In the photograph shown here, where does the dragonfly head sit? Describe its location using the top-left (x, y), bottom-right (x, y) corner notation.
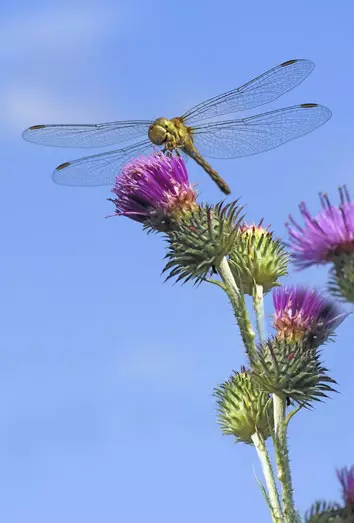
top-left (148, 117), bottom-right (173, 145)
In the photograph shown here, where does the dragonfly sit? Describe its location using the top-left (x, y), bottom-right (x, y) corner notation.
top-left (22, 59), bottom-right (331, 195)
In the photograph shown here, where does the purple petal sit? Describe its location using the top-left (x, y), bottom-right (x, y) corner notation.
top-left (287, 187), bottom-right (354, 269)
top-left (337, 466), bottom-right (354, 505)
top-left (273, 286), bottom-right (346, 339)
top-left (110, 153), bottom-right (196, 225)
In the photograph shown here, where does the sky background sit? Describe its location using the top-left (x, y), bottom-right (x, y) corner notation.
top-left (1, 0), bottom-right (354, 521)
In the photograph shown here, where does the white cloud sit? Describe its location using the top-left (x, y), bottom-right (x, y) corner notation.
top-left (1, 85), bottom-right (109, 132)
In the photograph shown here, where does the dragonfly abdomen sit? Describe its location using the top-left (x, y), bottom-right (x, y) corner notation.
top-left (185, 146), bottom-right (231, 195)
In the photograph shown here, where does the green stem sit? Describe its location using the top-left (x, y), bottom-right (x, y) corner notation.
top-left (253, 284), bottom-right (267, 344)
top-left (216, 257), bottom-right (256, 357)
top-left (273, 394), bottom-right (296, 523)
top-left (251, 432), bottom-right (283, 523)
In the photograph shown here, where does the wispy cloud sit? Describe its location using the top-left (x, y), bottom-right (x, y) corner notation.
top-left (0, 3), bottom-right (122, 134)
top-left (1, 85), bottom-right (109, 132)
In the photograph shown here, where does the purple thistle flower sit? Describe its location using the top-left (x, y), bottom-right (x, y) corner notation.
top-left (110, 152), bottom-right (197, 231)
top-left (273, 286), bottom-right (345, 345)
top-left (337, 466), bottom-right (354, 506)
top-left (287, 186), bottom-right (354, 269)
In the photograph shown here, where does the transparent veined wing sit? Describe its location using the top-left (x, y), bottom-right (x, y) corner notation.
top-left (52, 140), bottom-right (155, 186)
top-left (22, 120), bottom-right (152, 148)
top-left (182, 59), bottom-right (315, 125)
top-left (191, 104), bottom-right (331, 159)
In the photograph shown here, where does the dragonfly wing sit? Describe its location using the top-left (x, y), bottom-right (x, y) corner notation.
top-left (52, 140), bottom-right (154, 186)
top-left (191, 104), bottom-right (331, 159)
top-left (22, 120), bottom-right (151, 148)
top-left (182, 59), bottom-right (315, 125)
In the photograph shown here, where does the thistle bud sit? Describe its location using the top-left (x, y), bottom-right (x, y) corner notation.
top-left (214, 367), bottom-right (273, 444)
top-left (250, 338), bottom-right (336, 406)
top-left (229, 221), bottom-right (288, 295)
top-left (163, 201), bottom-right (244, 285)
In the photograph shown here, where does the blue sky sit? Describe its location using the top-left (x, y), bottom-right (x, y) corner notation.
top-left (1, 0), bottom-right (354, 521)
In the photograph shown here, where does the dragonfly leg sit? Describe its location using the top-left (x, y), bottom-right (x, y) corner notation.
top-left (162, 146), bottom-right (179, 157)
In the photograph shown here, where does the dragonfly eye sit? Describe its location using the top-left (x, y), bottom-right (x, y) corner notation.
top-left (148, 123), bottom-right (167, 145)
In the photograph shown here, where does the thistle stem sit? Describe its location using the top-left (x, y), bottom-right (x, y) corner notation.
top-left (273, 394), bottom-right (296, 523)
top-left (251, 432), bottom-right (283, 523)
top-left (216, 257), bottom-right (256, 357)
top-left (253, 284), bottom-right (267, 344)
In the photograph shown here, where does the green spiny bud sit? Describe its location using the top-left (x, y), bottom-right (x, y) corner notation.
top-left (163, 201), bottom-right (244, 285)
top-left (250, 338), bottom-right (336, 407)
top-left (229, 222), bottom-right (288, 296)
top-left (214, 367), bottom-right (273, 444)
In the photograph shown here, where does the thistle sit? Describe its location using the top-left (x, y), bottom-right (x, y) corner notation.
top-left (214, 367), bottom-right (273, 444)
top-left (110, 152), bottom-right (197, 232)
top-left (107, 145), bottom-right (351, 523)
top-left (229, 221), bottom-right (288, 295)
top-left (337, 467), bottom-right (354, 508)
top-left (250, 287), bottom-right (345, 406)
top-left (305, 468), bottom-right (354, 523)
top-left (273, 286), bottom-right (346, 348)
top-left (287, 186), bottom-right (354, 303)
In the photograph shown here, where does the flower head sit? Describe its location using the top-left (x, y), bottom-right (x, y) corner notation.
top-left (337, 466), bottom-right (354, 506)
top-left (110, 152), bottom-right (197, 231)
top-left (287, 186), bottom-right (354, 269)
top-left (249, 287), bottom-right (343, 405)
top-left (229, 220), bottom-right (288, 295)
top-left (273, 286), bottom-right (345, 346)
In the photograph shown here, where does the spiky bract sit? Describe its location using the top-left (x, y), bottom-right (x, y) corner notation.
top-left (163, 201), bottom-right (244, 285)
top-left (305, 501), bottom-right (343, 523)
top-left (329, 253), bottom-right (354, 303)
top-left (250, 338), bottom-right (336, 407)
